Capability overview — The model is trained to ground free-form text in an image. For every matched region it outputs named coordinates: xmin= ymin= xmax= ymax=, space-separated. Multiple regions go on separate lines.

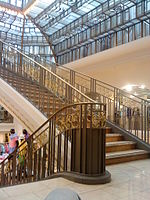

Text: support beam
xmin=27 ymin=15 xmax=57 ymax=64
xmin=23 ymin=0 xmax=37 ymax=15
xmin=20 ymin=15 xmax=26 ymax=71
xmin=0 ymin=1 xmax=22 ymax=13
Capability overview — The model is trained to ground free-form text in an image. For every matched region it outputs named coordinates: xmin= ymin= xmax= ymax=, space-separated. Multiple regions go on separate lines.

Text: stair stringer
xmin=0 ymin=77 xmax=47 ymax=132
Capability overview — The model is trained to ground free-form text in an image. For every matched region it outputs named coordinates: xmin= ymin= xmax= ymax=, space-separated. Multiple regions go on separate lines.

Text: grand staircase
xmin=0 ymin=62 xmax=149 ymax=166
xmin=0 ymin=39 xmax=150 ymax=187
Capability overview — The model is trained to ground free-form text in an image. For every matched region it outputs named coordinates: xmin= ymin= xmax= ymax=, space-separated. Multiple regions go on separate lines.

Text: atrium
xmin=0 ymin=0 xmax=150 ymax=200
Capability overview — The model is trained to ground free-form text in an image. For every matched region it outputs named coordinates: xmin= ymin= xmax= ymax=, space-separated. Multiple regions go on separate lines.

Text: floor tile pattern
xmin=1 ymin=159 xmax=150 ymax=200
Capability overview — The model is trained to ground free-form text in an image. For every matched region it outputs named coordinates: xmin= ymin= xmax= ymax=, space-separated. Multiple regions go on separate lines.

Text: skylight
xmin=24 ymin=0 xmax=56 ymax=16
xmin=0 ymin=0 xmax=27 ymax=8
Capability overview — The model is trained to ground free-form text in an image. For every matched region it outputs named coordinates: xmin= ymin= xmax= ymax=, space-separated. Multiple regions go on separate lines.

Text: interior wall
xmin=0 ymin=118 xmax=23 ymax=143
xmin=0 ymin=78 xmax=47 ymax=133
xmin=0 ymin=123 xmax=14 ymax=143
xmin=65 ymin=36 xmax=150 ymax=89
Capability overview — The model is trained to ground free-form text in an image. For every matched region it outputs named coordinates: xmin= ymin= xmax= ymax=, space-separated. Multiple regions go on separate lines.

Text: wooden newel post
xmin=69 ymin=127 xmax=111 ymax=184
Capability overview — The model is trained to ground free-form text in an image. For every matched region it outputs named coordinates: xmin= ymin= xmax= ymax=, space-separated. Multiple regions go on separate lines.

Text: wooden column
xmin=66 ymin=127 xmax=111 ymax=184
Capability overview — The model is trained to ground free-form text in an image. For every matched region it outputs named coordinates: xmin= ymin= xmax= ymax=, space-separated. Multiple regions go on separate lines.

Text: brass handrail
xmin=0 ymin=102 xmax=105 ymax=164
xmin=0 ymin=39 xmax=150 ymax=145
xmin=46 ymin=63 xmax=149 ymax=103
xmin=5 ymin=41 xmax=149 ymax=145
xmin=0 ymin=102 xmax=106 ymax=186
xmin=12 ymin=40 xmax=149 ymax=103
xmin=0 ymin=39 xmax=95 ymax=103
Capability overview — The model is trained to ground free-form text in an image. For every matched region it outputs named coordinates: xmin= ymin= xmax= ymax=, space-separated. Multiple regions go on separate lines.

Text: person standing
xmin=18 ymin=135 xmax=26 ymax=167
xmin=23 ymin=129 xmax=29 ymax=141
xmin=9 ymin=128 xmax=19 ymax=154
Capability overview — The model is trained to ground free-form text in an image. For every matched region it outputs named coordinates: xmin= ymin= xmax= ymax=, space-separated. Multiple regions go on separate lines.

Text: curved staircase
xmin=0 ymin=66 xmax=148 ymax=167
xmin=0 ymin=39 xmax=149 ymax=187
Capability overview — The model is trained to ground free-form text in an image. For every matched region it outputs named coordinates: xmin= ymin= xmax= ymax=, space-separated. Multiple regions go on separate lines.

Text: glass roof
xmin=0 ymin=0 xmax=149 ymax=46
xmin=0 ymin=0 xmax=109 ymax=40
xmin=0 ymin=0 xmax=30 ymax=8
xmin=0 ymin=5 xmax=43 ymax=43
xmin=26 ymin=0 xmax=138 ymax=39
xmin=27 ymin=0 xmax=56 ymax=18
xmin=30 ymin=0 xmax=106 ymax=33
xmin=0 ymin=9 xmax=23 ymax=36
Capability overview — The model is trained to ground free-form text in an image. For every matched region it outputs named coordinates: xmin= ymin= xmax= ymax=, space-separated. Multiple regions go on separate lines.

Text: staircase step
xmin=24 ymin=92 xmax=53 ymax=97
xmin=0 ymin=68 xmax=67 ymax=117
xmin=106 ymin=141 xmax=136 ymax=153
xmin=1 ymin=75 xmax=34 ymax=83
xmin=106 ymin=133 xmax=123 ymax=142
xmin=105 ymin=127 xmax=112 ymax=134
xmin=3 ymin=80 xmax=36 ymax=90
xmin=106 ymin=149 xmax=149 ymax=165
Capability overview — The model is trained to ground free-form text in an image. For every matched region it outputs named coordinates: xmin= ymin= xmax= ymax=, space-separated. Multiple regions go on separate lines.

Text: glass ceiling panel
xmin=46 ymin=27 xmax=58 ymax=33
xmin=28 ymin=0 xmax=56 ymax=17
xmin=0 ymin=0 xmax=149 ymax=49
xmin=0 ymin=7 xmax=43 ymax=40
xmin=0 ymin=0 xmax=29 ymax=8
xmin=79 ymin=2 xmax=95 ymax=13
xmin=29 ymin=6 xmax=43 ymax=14
xmin=29 ymin=0 xmax=107 ymax=35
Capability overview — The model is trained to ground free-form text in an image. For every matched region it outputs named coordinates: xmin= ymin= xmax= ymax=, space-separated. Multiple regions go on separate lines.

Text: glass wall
xmin=53 ymin=1 xmax=150 ymax=64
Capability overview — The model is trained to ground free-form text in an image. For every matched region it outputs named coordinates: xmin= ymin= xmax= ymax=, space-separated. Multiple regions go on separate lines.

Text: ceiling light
xmin=130 ymin=95 xmax=134 ymax=99
xmin=139 ymin=84 xmax=145 ymax=89
xmin=123 ymin=84 xmax=133 ymax=92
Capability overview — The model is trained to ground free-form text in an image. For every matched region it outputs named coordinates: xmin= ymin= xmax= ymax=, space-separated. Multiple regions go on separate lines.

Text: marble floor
xmin=1 ymin=159 xmax=150 ymax=200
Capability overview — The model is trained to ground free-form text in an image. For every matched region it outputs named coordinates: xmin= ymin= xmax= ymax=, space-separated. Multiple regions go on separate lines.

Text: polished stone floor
xmin=1 ymin=159 xmax=150 ymax=200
